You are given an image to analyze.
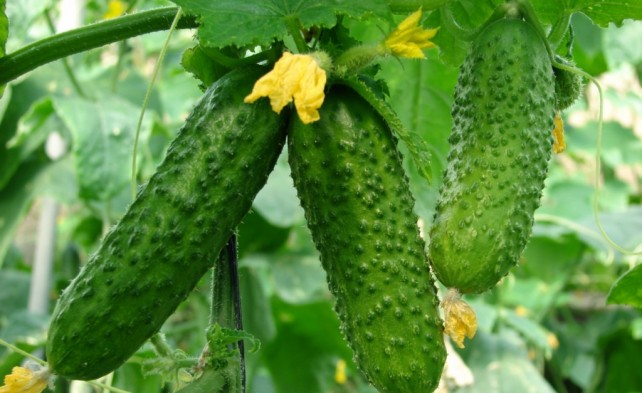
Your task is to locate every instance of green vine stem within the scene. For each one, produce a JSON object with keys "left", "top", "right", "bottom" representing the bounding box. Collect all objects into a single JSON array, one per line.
[
  {"left": 43, "top": 9, "right": 88, "bottom": 98},
  {"left": 211, "top": 233, "right": 245, "bottom": 392},
  {"left": 284, "top": 14, "right": 309, "bottom": 53},
  {"left": 547, "top": 11, "right": 572, "bottom": 50},
  {"left": 0, "top": 7, "right": 197, "bottom": 85}
]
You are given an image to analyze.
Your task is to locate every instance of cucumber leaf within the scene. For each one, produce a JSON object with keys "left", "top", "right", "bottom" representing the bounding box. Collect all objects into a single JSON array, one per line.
[
  {"left": 607, "top": 264, "right": 642, "bottom": 308},
  {"left": 170, "top": 0, "right": 390, "bottom": 49},
  {"left": 0, "top": 0, "right": 7, "bottom": 97},
  {"left": 53, "top": 95, "right": 151, "bottom": 202},
  {"left": 0, "top": 0, "right": 6, "bottom": 58},
  {"left": 458, "top": 331, "right": 556, "bottom": 393},
  {"left": 429, "top": 0, "right": 642, "bottom": 67},
  {"left": 532, "top": 0, "right": 642, "bottom": 28}
]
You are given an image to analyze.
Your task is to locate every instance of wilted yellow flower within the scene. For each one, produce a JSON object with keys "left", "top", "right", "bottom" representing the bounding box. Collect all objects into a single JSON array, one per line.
[
  {"left": 384, "top": 8, "right": 438, "bottom": 59},
  {"left": 552, "top": 111, "right": 566, "bottom": 154},
  {"left": 103, "top": 0, "right": 126, "bottom": 19},
  {"left": 442, "top": 288, "right": 477, "bottom": 348},
  {"left": 244, "top": 52, "right": 327, "bottom": 124},
  {"left": 0, "top": 366, "right": 48, "bottom": 393},
  {"left": 334, "top": 359, "right": 347, "bottom": 384}
]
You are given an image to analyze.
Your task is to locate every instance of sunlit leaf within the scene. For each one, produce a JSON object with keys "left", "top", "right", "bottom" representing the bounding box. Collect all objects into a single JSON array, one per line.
[
  {"left": 608, "top": 264, "right": 642, "bottom": 308},
  {"left": 0, "top": 0, "right": 6, "bottom": 97},
  {"left": 53, "top": 95, "right": 150, "bottom": 202},
  {"left": 458, "top": 331, "right": 556, "bottom": 393},
  {"left": 253, "top": 150, "right": 304, "bottom": 227},
  {"left": 532, "top": 0, "right": 642, "bottom": 28},
  {"left": 171, "top": 0, "right": 390, "bottom": 49}
]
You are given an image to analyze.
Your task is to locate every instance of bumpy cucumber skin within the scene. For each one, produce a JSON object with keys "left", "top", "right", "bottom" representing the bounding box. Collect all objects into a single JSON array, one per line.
[
  {"left": 429, "top": 18, "right": 556, "bottom": 294},
  {"left": 289, "top": 86, "right": 446, "bottom": 393},
  {"left": 46, "top": 67, "right": 288, "bottom": 380}
]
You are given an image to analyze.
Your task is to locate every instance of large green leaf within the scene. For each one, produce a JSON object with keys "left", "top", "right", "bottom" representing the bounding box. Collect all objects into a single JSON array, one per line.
[
  {"left": 458, "top": 331, "right": 556, "bottom": 393},
  {"left": 604, "top": 19, "right": 642, "bottom": 67},
  {"left": 262, "top": 298, "right": 353, "bottom": 393},
  {"left": 4, "top": 97, "right": 68, "bottom": 167},
  {"left": 599, "top": 330, "right": 642, "bottom": 392},
  {"left": 531, "top": 0, "right": 642, "bottom": 27},
  {"left": 568, "top": 121, "right": 642, "bottom": 167},
  {"left": 237, "top": 211, "right": 290, "bottom": 256},
  {"left": 0, "top": 0, "right": 6, "bottom": 97},
  {"left": 0, "top": 0, "right": 6, "bottom": 58},
  {"left": 253, "top": 149, "right": 304, "bottom": 227},
  {"left": 171, "top": 0, "right": 390, "bottom": 49},
  {"left": 607, "top": 263, "right": 642, "bottom": 308},
  {"left": 53, "top": 95, "right": 150, "bottom": 202},
  {"left": 430, "top": 0, "right": 642, "bottom": 67},
  {"left": 0, "top": 270, "right": 30, "bottom": 316},
  {"left": 240, "top": 266, "right": 276, "bottom": 344},
  {"left": 0, "top": 160, "right": 48, "bottom": 266}
]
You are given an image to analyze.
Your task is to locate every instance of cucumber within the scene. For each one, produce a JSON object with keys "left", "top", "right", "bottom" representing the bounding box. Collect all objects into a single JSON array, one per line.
[
  {"left": 428, "top": 17, "right": 556, "bottom": 294},
  {"left": 46, "top": 66, "right": 288, "bottom": 380},
  {"left": 553, "top": 56, "right": 583, "bottom": 110},
  {"left": 288, "top": 85, "right": 446, "bottom": 393}
]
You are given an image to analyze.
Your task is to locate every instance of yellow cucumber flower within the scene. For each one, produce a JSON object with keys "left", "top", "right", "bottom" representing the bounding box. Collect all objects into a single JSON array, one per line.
[
  {"left": 334, "top": 359, "right": 347, "bottom": 384},
  {"left": 442, "top": 288, "right": 477, "bottom": 348},
  {"left": 103, "top": 0, "right": 126, "bottom": 19},
  {"left": 384, "top": 8, "right": 438, "bottom": 59},
  {"left": 552, "top": 111, "right": 566, "bottom": 154},
  {"left": 244, "top": 52, "right": 327, "bottom": 124},
  {"left": 0, "top": 366, "right": 49, "bottom": 393}
]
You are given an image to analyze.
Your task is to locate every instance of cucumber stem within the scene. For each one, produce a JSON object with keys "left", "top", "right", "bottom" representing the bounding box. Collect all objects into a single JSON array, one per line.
[
  {"left": 211, "top": 233, "right": 246, "bottom": 392},
  {"left": 131, "top": 7, "right": 183, "bottom": 200},
  {"left": 284, "top": 15, "right": 309, "bottom": 53},
  {"left": 334, "top": 44, "right": 384, "bottom": 76},
  {"left": 550, "top": 61, "right": 642, "bottom": 256},
  {"left": 0, "top": 338, "right": 47, "bottom": 366},
  {"left": 0, "top": 7, "right": 197, "bottom": 85},
  {"left": 547, "top": 12, "right": 572, "bottom": 50},
  {"left": 150, "top": 334, "right": 174, "bottom": 359},
  {"left": 516, "top": 0, "right": 557, "bottom": 63},
  {"left": 43, "top": 8, "right": 88, "bottom": 99}
]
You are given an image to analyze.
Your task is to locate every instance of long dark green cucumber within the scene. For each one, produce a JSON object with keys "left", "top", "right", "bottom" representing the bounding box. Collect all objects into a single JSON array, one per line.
[
  {"left": 288, "top": 86, "right": 446, "bottom": 393},
  {"left": 46, "top": 66, "right": 288, "bottom": 380},
  {"left": 428, "top": 17, "right": 556, "bottom": 294}
]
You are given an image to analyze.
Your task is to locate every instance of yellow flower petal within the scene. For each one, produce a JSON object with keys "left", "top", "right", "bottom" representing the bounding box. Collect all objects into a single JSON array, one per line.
[
  {"left": 442, "top": 288, "right": 477, "bottom": 348},
  {"left": 0, "top": 366, "right": 48, "bottom": 393},
  {"left": 384, "top": 8, "right": 438, "bottom": 59},
  {"left": 552, "top": 111, "right": 566, "bottom": 154},
  {"left": 334, "top": 359, "right": 347, "bottom": 384},
  {"left": 244, "top": 52, "right": 327, "bottom": 124},
  {"left": 103, "top": 0, "right": 126, "bottom": 20}
]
